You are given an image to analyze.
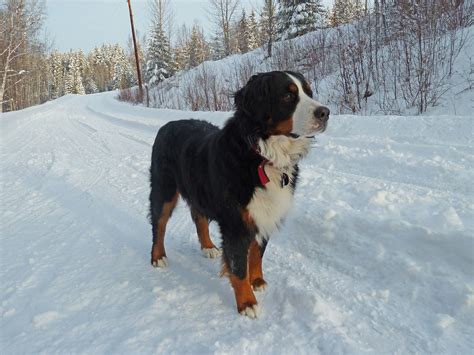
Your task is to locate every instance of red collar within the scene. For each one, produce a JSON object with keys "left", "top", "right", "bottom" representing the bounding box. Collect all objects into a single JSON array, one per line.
[
  {"left": 249, "top": 135, "right": 289, "bottom": 187},
  {"left": 250, "top": 138, "right": 270, "bottom": 186},
  {"left": 257, "top": 159, "right": 270, "bottom": 185}
]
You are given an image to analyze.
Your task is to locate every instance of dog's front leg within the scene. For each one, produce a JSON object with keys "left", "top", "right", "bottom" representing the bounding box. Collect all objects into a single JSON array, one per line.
[{"left": 221, "top": 228, "right": 259, "bottom": 318}]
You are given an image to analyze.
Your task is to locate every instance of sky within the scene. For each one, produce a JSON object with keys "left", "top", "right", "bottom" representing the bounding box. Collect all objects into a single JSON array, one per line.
[
  {"left": 46, "top": 0, "right": 257, "bottom": 52},
  {"left": 46, "top": 0, "right": 334, "bottom": 53}
]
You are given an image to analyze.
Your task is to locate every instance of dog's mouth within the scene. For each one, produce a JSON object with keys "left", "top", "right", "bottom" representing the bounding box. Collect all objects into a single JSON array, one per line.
[{"left": 308, "top": 120, "right": 327, "bottom": 134}]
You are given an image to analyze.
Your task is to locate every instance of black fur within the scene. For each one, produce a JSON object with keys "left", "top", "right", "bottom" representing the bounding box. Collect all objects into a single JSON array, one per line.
[{"left": 149, "top": 71, "right": 304, "bottom": 279}]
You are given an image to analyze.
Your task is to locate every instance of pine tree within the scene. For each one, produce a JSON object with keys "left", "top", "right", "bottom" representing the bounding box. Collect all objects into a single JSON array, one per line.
[
  {"left": 188, "top": 25, "right": 210, "bottom": 68},
  {"left": 49, "top": 51, "right": 64, "bottom": 99},
  {"left": 247, "top": 10, "right": 260, "bottom": 50},
  {"left": 277, "top": 0, "right": 325, "bottom": 40},
  {"left": 64, "top": 52, "right": 85, "bottom": 95},
  {"left": 110, "top": 44, "right": 134, "bottom": 89},
  {"left": 209, "top": 35, "right": 225, "bottom": 61},
  {"left": 260, "top": 0, "right": 278, "bottom": 56},
  {"left": 173, "top": 25, "right": 190, "bottom": 71},
  {"left": 84, "top": 78, "right": 98, "bottom": 94},
  {"left": 237, "top": 10, "right": 250, "bottom": 53},
  {"left": 146, "top": 24, "right": 175, "bottom": 86},
  {"left": 330, "top": 0, "right": 364, "bottom": 27}
]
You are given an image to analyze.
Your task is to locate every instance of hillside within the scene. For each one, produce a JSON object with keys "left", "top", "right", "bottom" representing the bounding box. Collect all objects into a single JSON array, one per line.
[
  {"left": 146, "top": 25, "right": 473, "bottom": 116},
  {"left": 1, "top": 91, "right": 473, "bottom": 353}
]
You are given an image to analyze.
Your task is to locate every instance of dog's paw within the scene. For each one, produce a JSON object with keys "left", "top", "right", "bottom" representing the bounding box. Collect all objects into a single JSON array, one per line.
[
  {"left": 151, "top": 257, "right": 168, "bottom": 268},
  {"left": 239, "top": 303, "right": 260, "bottom": 319},
  {"left": 252, "top": 278, "right": 267, "bottom": 292},
  {"left": 202, "top": 247, "right": 221, "bottom": 259}
]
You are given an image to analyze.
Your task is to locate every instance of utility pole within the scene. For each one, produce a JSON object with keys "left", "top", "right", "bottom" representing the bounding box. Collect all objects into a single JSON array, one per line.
[{"left": 127, "top": 0, "right": 144, "bottom": 100}]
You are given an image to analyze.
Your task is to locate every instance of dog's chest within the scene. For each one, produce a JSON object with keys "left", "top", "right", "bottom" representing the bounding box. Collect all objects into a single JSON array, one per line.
[{"left": 247, "top": 165, "right": 295, "bottom": 245}]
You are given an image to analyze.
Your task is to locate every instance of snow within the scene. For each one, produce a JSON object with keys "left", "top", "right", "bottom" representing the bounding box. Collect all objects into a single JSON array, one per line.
[{"left": 1, "top": 91, "right": 473, "bottom": 353}]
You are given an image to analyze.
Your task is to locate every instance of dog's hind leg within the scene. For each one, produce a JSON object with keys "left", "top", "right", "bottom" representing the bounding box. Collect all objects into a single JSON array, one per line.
[
  {"left": 190, "top": 208, "right": 220, "bottom": 258},
  {"left": 149, "top": 178, "right": 179, "bottom": 267}
]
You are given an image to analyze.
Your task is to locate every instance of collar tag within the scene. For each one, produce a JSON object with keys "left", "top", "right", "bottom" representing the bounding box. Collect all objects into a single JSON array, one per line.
[
  {"left": 280, "top": 173, "right": 289, "bottom": 187},
  {"left": 258, "top": 159, "right": 270, "bottom": 185}
]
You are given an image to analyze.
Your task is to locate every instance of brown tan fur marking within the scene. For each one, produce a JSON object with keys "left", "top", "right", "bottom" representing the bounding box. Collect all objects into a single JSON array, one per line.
[
  {"left": 191, "top": 209, "right": 217, "bottom": 250},
  {"left": 289, "top": 83, "right": 298, "bottom": 93},
  {"left": 151, "top": 192, "right": 179, "bottom": 263},
  {"left": 248, "top": 240, "right": 266, "bottom": 289},
  {"left": 270, "top": 117, "right": 294, "bottom": 135},
  {"left": 229, "top": 274, "right": 258, "bottom": 313}
]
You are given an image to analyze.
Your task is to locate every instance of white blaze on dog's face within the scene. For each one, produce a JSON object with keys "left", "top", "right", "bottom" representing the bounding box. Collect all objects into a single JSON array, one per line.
[{"left": 285, "top": 72, "right": 330, "bottom": 136}]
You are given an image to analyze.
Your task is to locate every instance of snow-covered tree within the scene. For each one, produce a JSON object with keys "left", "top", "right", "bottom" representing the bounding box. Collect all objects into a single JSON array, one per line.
[
  {"left": 109, "top": 44, "right": 134, "bottom": 90},
  {"left": 49, "top": 51, "right": 65, "bottom": 99},
  {"left": 145, "top": 23, "right": 175, "bottom": 86},
  {"left": 64, "top": 52, "right": 85, "bottom": 95},
  {"left": 237, "top": 10, "right": 250, "bottom": 53},
  {"left": 260, "top": 0, "right": 279, "bottom": 57},
  {"left": 188, "top": 25, "right": 210, "bottom": 68},
  {"left": 247, "top": 10, "right": 260, "bottom": 50},
  {"left": 330, "top": 0, "right": 364, "bottom": 27},
  {"left": 277, "top": 0, "right": 325, "bottom": 40},
  {"left": 209, "top": 35, "right": 225, "bottom": 60}
]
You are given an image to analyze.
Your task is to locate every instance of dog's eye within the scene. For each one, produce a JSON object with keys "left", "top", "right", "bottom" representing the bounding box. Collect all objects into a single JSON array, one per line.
[{"left": 283, "top": 93, "right": 295, "bottom": 102}]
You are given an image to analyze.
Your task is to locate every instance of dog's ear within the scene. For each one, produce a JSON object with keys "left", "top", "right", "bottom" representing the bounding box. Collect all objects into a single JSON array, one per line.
[
  {"left": 233, "top": 73, "right": 272, "bottom": 117},
  {"left": 233, "top": 87, "right": 246, "bottom": 111}
]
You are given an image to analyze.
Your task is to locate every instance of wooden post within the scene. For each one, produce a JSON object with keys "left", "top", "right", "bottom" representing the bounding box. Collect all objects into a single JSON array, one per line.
[{"left": 127, "top": 0, "right": 144, "bottom": 101}]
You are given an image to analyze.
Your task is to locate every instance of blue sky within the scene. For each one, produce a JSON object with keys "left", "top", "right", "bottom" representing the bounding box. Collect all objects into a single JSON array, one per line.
[
  {"left": 46, "top": 0, "right": 253, "bottom": 52},
  {"left": 46, "top": 0, "right": 333, "bottom": 53}
]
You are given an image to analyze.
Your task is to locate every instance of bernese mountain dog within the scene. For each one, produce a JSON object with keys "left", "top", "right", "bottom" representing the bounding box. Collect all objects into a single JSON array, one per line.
[{"left": 149, "top": 71, "right": 330, "bottom": 318}]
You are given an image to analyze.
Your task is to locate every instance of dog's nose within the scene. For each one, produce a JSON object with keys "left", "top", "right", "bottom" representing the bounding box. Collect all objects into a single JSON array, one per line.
[{"left": 314, "top": 106, "right": 330, "bottom": 122}]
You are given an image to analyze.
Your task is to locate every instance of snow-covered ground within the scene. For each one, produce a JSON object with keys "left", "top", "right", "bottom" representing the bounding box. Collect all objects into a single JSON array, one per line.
[{"left": 1, "top": 92, "right": 473, "bottom": 354}]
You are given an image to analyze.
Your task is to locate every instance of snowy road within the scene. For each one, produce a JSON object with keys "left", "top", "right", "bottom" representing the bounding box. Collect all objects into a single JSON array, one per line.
[{"left": 1, "top": 92, "right": 473, "bottom": 354}]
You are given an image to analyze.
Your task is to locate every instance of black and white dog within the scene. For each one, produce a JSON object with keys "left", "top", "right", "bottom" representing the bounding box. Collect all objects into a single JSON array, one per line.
[{"left": 149, "top": 71, "right": 330, "bottom": 318}]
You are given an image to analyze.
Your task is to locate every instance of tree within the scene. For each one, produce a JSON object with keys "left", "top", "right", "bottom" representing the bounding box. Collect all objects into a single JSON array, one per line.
[
  {"left": 149, "top": 0, "right": 174, "bottom": 41},
  {"left": 237, "top": 10, "right": 250, "bottom": 53},
  {"left": 0, "top": 0, "right": 47, "bottom": 112},
  {"left": 247, "top": 10, "right": 260, "bottom": 50},
  {"left": 109, "top": 44, "right": 134, "bottom": 90},
  {"left": 145, "top": 0, "right": 175, "bottom": 86},
  {"left": 146, "top": 25, "right": 175, "bottom": 86},
  {"left": 207, "top": 0, "right": 240, "bottom": 57},
  {"left": 64, "top": 51, "right": 85, "bottom": 95},
  {"left": 49, "top": 50, "right": 64, "bottom": 99},
  {"left": 259, "top": 0, "right": 278, "bottom": 57},
  {"left": 188, "top": 24, "right": 210, "bottom": 68},
  {"left": 330, "top": 0, "right": 364, "bottom": 27},
  {"left": 277, "top": 0, "right": 326, "bottom": 40}
]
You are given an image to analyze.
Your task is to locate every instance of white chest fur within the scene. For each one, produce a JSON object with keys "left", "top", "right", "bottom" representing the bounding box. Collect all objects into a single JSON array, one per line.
[
  {"left": 248, "top": 164, "right": 295, "bottom": 245},
  {"left": 247, "top": 135, "right": 311, "bottom": 245}
]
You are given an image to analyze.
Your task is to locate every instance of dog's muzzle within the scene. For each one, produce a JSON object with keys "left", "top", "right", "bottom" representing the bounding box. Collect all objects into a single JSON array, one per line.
[{"left": 311, "top": 106, "right": 330, "bottom": 133}]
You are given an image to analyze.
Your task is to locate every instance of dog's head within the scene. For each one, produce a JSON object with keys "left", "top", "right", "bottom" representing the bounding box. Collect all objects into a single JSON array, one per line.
[{"left": 234, "top": 71, "right": 330, "bottom": 137}]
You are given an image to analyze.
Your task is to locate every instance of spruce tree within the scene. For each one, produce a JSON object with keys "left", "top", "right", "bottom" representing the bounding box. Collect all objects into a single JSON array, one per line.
[
  {"left": 247, "top": 10, "right": 260, "bottom": 50},
  {"left": 260, "top": 0, "right": 278, "bottom": 56},
  {"left": 237, "top": 10, "right": 250, "bottom": 53},
  {"left": 330, "top": 0, "right": 364, "bottom": 27},
  {"left": 49, "top": 51, "right": 64, "bottom": 99},
  {"left": 146, "top": 24, "right": 175, "bottom": 86},
  {"left": 188, "top": 25, "right": 210, "bottom": 68},
  {"left": 277, "top": 0, "right": 325, "bottom": 40},
  {"left": 64, "top": 52, "right": 85, "bottom": 95}
]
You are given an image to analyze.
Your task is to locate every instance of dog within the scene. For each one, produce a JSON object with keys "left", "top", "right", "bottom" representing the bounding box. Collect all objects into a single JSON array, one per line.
[{"left": 149, "top": 71, "right": 330, "bottom": 318}]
